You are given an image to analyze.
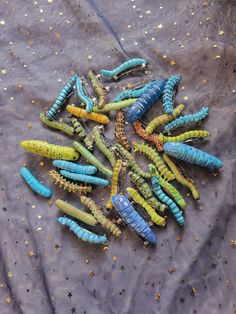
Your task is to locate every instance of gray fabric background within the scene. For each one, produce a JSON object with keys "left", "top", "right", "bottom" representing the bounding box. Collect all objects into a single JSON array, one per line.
[{"left": 0, "top": 0, "right": 235, "bottom": 313}]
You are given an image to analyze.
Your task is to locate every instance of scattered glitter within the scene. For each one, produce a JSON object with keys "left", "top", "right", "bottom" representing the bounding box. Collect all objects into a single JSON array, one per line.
[
  {"left": 139, "top": 15, "right": 143, "bottom": 18},
  {"left": 39, "top": 9, "right": 44, "bottom": 13},
  {"left": 59, "top": 12, "right": 63, "bottom": 16},
  {"left": 184, "top": 96, "right": 189, "bottom": 100},
  {"left": 85, "top": 259, "right": 90, "bottom": 264},
  {"left": 218, "top": 30, "right": 225, "bottom": 36},
  {"left": 27, "top": 122, "right": 32, "bottom": 129},
  {"left": 151, "top": 37, "right": 155, "bottom": 41},
  {"left": 39, "top": 161, "right": 45, "bottom": 167},
  {"left": 174, "top": 22, "right": 177, "bottom": 25},
  {"left": 172, "top": 38, "right": 176, "bottom": 41},
  {"left": 215, "top": 55, "right": 221, "bottom": 59},
  {"left": 88, "top": 271, "right": 95, "bottom": 277},
  {"left": 187, "top": 32, "right": 190, "bottom": 36},
  {"left": 162, "top": 54, "right": 167, "bottom": 59},
  {"left": 128, "top": 24, "right": 131, "bottom": 29},
  {"left": 191, "top": 12, "right": 195, "bottom": 16},
  {"left": 176, "top": 235, "right": 182, "bottom": 242},
  {"left": 0, "top": 283, "right": 3, "bottom": 288},
  {"left": 58, "top": 78, "right": 61, "bottom": 82},
  {"left": 103, "top": 246, "right": 109, "bottom": 251},
  {"left": 121, "top": 37, "right": 124, "bottom": 41},
  {"left": 160, "top": 5, "right": 163, "bottom": 9},
  {"left": 213, "top": 44, "right": 218, "bottom": 48},
  {"left": 146, "top": 10, "right": 151, "bottom": 14},
  {"left": 36, "top": 227, "right": 42, "bottom": 232},
  {"left": 0, "top": 20, "right": 6, "bottom": 25},
  {"left": 87, "top": 54, "right": 93, "bottom": 61},
  {"left": 7, "top": 272, "right": 13, "bottom": 278},
  {"left": 191, "top": 287, "right": 197, "bottom": 295},
  {"left": 1, "top": 69, "right": 7, "bottom": 74},
  {"left": 48, "top": 0, "right": 53, "bottom": 3},
  {"left": 232, "top": 89, "right": 235, "bottom": 93},
  {"left": 37, "top": 215, "right": 42, "bottom": 219},
  {"left": 201, "top": 79, "right": 208, "bottom": 85},
  {"left": 168, "top": 267, "right": 176, "bottom": 273},
  {"left": 180, "top": 45, "right": 184, "bottom": 48},
  {"left": 24, "top": 240, "right": 29, "bottom": 246},
  {"left": 112, "top": 256, "right": 117, "bottom": 261},
  {"left": 134, "top": 41, "right": 138, "bottom": 45},
  {"left": 32, "top": 205, "right": 36, "bottom": 209},
  {"left": 170, "top": 59, "right": 176, "bottom": 66},
  {"left": 155, "top": 293, "right": 161, "bottom": 301},
  {"left": 157, "top": 24, "right": 163, "bottom": 29},
  {"left": 17, "top": 83, "right": 24, "bottom": 89}
]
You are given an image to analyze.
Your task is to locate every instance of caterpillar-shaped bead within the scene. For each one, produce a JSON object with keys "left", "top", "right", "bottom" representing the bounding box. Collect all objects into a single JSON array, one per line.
[
  {"left": 163, "top": 142, "right": 223, "bottom": 169},
  {"left": 92, "top": 98, "right": 136, "bottom": 113},
  {"left": 70, "top": 116, "right": 94, "bottom": 151},
  {"left": 57, "top": 217, "right": 108, "bottom": 244},
  {"left": 100, "top": 58, "right": 148, "bottom": 80},
  {"left": 115, "top": 143, "right": 151, "bottom": 179},
  {"left": 20, "top": 167, "right": 52, "bottom": 198},
  {"left": 92, "top": 126, "right": 116, "bottom": 167},
  {"left": 40, "top": 112, "right": 74, "bottom": 136},
  {"left": 114, "top": 80, "right": 161, "bottom": 102},
  {"left": 115, "top": 110, "right": 131, "bottom": 151},
  {"left": 75, "top": 76, "right": 94, "bottom": 113},
  {"left": 106, "top": 160, "right": 123, "bottom": 210},
  {"left": 67, "top": 105, "right": 110, "bottom": 124},
  {"left": 73, "top": 141, "right": 113, "bottom": 177},
  {"left": 148, "top": 164, "right": 186, "bottom": 209},
  {"left": 47, "top": 75, "right": 76, "bottom": 119},
  {"left": 55, "top": 199, "right": 97, "bottom": 226},
  {"left": 128, "top": 171, "right": 166, "bottom": 212},
  {"left": 163, "top": 75, "right": 181, "bottom": 115},
  {"left": 49, "top": 169, "right": 92, "bottom": 194},
  {"left": 88, "top": 70, "right": 107, "bottom": 109},
  {"left": 145, "top": 104, "right": 185, "bottom": 135},
  {"left": 20, "top": 140, "right": 79, "bottom": 161},
  {"left": 126, "top": 80, "right": 167, "bottom": 123},
  {"left": 151, "top": 176, "right": 184, "bottom": 226},
  {"left": 158, "top": 130, "right": 209, "bottom": 144},
  {"left": 126, "top": 188, "right": 166, "bottom": 227},
  {"left": 60, "top": 170, "right": 109, "bottom": 187},
  {"left": 112, "top": 194, "right": 157, "bottom": 245},
  {"left": 80, "top": 196, "right": 121, "bottom": 237},
  {"left": 52, "top": 160, "right": 97, "bottom": 175},
  {"left": 163, "top": 154, "right": 200, "bottom": 200},
  {"left": 132, "top": 121, "right": 163, "bottom": 151},
  {"left": 132, "top": 142, "right": 175, "bottom": 181},
  {"left": 164, "top": 107, "right": 209, "bottom": 133}
]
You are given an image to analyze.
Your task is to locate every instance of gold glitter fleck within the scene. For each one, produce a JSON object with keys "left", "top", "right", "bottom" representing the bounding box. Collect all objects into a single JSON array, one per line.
[
  {"left": 85, "top": 259, "right": 90, "bottom": 264},
  {"left": 112, "top": 256, "right": 117, "bottom": 261},
  {"left": 1, "top": 69, "right": 6, "bottom": 74},
  {"left": 32, "top": 205, "right": 36, "bottom": 209},
  {"left": 155, "top": 293, "right": 161, "bottom": 301},
  {"left": 230, "top": 240, "right": 236, "bottom": 247},
  {"left": 24, "top": 240, "right": 29, "bottom": 246},
  {"left": 168, "top": 267, "right": 176, "bottom": 273},
  {"left": 39, "top": 161, "right": 45, "bottom": 167},
  {"left": 36, "top": 227, "right": 42, "bottom": 232},
  {"left": 28, "top": 250, "right": 35, "bottom": 257},
  {"left": 157, "top": 24, "right": 163, "bottom": 29},
  {"left": 0, "top": 20, "right": 6, "bottom": 25},
  {"left": 183, "top": 96, "right": 189, "bottom": 101},
  {"left": 191, "top": 12, "right": 195, "bottom": 16},
  {"left": 5, "top": 296, "right": 11, "bottom": 304},
  {"left": 103, "top": 246, "right": 109, "bottom": 251},
  {"left": 170, "top": 59, "right": 176, "bottom": 66},
  {"left": 48, "top": 200, "right": 53, "bottom": 206},
  {"left": 7, "top": 272, "right": 13, "bottom": 278},
  {"left": 48, "top": 0, "right": 53, "bottom": 3},
  {"left": 87, "top": 54, "right": 93, "bottom": 60},
  {"left": 88, "top": 271, "right": 95, "bottom": 277},
  {"left": 176, "top": 235, "right": 182, "bottom": 242},
  {"left": 215, "top": 55, "right": 221, "bottom": 59},
  {"left": 218, "top": 30, "right": 225, "bottom": 36},
  {"left": 17, "top": 83, "right": 24, "bottom": 89},
  {"left": 201, "top": 79, "right": 208, "bottom": 85},
  {"left": 27, "top": 122, "right": 32, "bottom": 129},
  {"left": 37, "top": 215, "right": 42, "bottom": 219},
  {"left": 162, "top": 54, "right": 167, "bottom": 59},
  {"left": 191, "top": 287, "right": 197, "bottom": 295}
]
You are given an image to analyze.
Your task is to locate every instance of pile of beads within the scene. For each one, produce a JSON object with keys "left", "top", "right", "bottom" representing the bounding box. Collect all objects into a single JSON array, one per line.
[{"left": 20, "top": 58, "right": 223, "bottom": 246}]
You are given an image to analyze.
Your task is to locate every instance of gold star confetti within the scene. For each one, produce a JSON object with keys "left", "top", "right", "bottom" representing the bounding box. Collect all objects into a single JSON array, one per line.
[
  {"left": 184, "top": 96, "right": 189, "bottom": 101},
  {"left": 0, "top": 20, "right": 6, "bottom": 25},
  {"left": 170, "top": 59, "right": 176, "bottom": 66},
  {"left": 5, "top": 296, "right": 11, "bottom": 304},
  {"left": 155, "top": 293, "right": 161, "bottom": 301},
  {"left": 17, "top": 83, "right": 24, "bottom": 89},
  {"left": 127, "top": 82, "right": 133, "bottom": 89},
  {"left": 28, "top": 250, "right": 35, "bottom": 257},
  {"left": 1, "top": 68, "right": 6, "bottom": 74},
  {"left": 39, "top": 161, "right": 45, "bottom": 167},
  {"left": 157, "top": 24, "right": 163, "bottom": 29},
  {"left": 201, "top": 79, "right": 208, "bottom": 85},
  {"left": 230, "top": 240, "right": 236, "bottom": 247},
  {"left": 7, "top": 272, "right": 13, "bottom": 278},
  {"left": 218, "top": 30, "right": 225, "bottom": 36}
]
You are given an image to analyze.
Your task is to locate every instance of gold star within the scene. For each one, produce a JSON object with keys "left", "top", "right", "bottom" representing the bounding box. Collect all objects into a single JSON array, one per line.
[
  {"left": 230, "top": 240, "right": 236, "bottom": 247},
  {"left": 170, "top": 59, "right": 176, "bottom": 66},
  {"left": 1, "top": 69, "right": 6, "bottom": 74},
  {"left": 201, "top": 79, "right": 208, "bottom": 85},
  {"left": 28, "top": 250, "right": 35, "bottom": 257},
  {"left": 39, "top": 161, "right": 45, "bottom": 167},
  {"left": 5, "top": 296, "right": 11, "bottom": 304},
  {"left": 157, "top": 24, "right": 163, "bottom": 29},
  {"left": 184, "top": 96, "right": 189, "bottom": 101},
  {"left": 218, "top": 30, "right": 225, "bottom": 36},
  {"left": 17, "top": 83, "right": 24, "bottom": 89},
  {"left": 126, "top": 82, "right": 133, "bottom": 89},
  {"left": 7, "top": 272, "right": 13, "bottom": 278},
  {"left": 155, "top": 293, "right": 161, "bottom": 301}
]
